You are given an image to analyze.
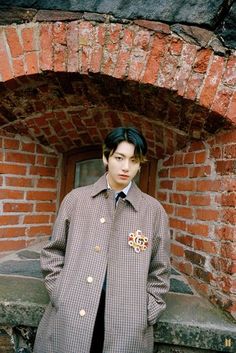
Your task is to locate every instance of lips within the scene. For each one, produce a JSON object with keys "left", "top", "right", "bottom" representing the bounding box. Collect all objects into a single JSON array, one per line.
[{"left": 119, "top": 174, "right": 129, "bottom": 179}]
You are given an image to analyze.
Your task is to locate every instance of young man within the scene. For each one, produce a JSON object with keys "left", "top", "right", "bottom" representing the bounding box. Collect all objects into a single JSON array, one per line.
[{"left": 33, "top": 127, "right": 170, "bottom": 353}]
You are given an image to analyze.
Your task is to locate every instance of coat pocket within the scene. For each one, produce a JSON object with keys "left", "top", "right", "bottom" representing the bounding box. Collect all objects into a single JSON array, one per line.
[{"left": 50, "top": 273, "right": 63, "bottom": 308}]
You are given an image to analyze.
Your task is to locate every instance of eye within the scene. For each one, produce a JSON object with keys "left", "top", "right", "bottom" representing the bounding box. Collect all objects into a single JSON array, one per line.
[
  {"left": 131, "top": 158, "right": 139, "bottom": 163},
  {"left": 115, "top": 156, "right": 123, "bottom": 161}
]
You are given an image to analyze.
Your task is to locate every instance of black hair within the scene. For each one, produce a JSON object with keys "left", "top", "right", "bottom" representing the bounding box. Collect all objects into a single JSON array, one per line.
[{"left": 103, "top": 127, "right": 147, "bottom": 163}]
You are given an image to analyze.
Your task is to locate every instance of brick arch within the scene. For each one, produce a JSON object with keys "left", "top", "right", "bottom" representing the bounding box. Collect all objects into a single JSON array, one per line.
[
  {"left": 0, "top": 20, "right": 235, "bottom": 127},
  {"left": 0, "top": 19, "right": 236, "bottom": 320}
]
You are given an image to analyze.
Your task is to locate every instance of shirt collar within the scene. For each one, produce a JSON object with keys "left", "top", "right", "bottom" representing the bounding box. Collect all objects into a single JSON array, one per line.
[{"left": 106, "top": 174, "right": 132, "bottom": 197}]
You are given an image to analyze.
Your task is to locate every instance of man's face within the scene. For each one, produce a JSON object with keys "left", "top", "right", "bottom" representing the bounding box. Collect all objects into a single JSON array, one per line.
[{"left": 104, "top": 141, "right": 140, "bottom": 191}]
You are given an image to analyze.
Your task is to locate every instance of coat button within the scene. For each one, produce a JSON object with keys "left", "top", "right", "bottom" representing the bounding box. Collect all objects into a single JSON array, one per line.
[
  {"left": 79, "top": 309, "right": 86, "bottom": 317},
  {"left": 87, "top": 276, "right": 93, "bottom": 283},
  {"left": 95, "top": 245, "right": 101, "bottom": 252},
  {"left": 100, "top": 217, "right": 106, "bottom": 223}
]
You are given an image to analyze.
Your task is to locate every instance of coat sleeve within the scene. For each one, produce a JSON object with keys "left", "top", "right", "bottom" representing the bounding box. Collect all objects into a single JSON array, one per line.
[
  {"left": 40, "top": 192, "right": 73, "bottom": 300},
  {"left": 147, "top": 206, "right": 171, "bottom": 326}
]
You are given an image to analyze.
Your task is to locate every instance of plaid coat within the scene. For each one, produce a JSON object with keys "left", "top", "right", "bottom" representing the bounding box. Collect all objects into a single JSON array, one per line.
[{"left": 33, "top": 174, "right": 170, "bottom": 353}]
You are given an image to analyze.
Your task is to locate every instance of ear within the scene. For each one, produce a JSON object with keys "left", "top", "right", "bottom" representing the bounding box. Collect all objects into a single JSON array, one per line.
[{"left": 102, "top": 154, "right": 108, "bottom": 167}]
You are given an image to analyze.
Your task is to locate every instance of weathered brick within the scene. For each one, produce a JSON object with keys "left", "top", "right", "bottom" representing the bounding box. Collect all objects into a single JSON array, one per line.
[
  {"left": 0, "top": 189, "right": 24, "bottom": 200},
  {"left": 184, "top": 71, "right": 204, "bottom": 100},
  {"left": 128, "top": 29, "right": 151, "bottom": 81},
  {"left": 221, "top": 242, "right": 236, "bottom": 260},
  {"left": 5, "top": 26, "right": 23, "bottom": 58},
  {"left": 199, "top": 56, "right": 225, "bottom": 108},
  {"left": 169, "top": 37, "right": 183, "bottom": 55},
  {"left": 26, "top": 225, "right": 52, "bottom": 237},
  {"left": 159, "top": 180, "right": 173, "bottom": 189},
  {"left": 0, "top": 239, "right": 26, "bottom": 251},
  {"left": 171, "top": 243, "right": 184, "bottom": 256},
  {"left": 5, "top": 177, "right": 33, "bottom": 187},
  {"left": 183, "top": 152, "right": 194, "bottom": 164},
  {"left": 5, "top": 152, "right": 35, "bottom": 164},
  {"left": 0, "top": 31, "right": 13, "bottom": 81},
  {"left": 196, "top": 180, "right": 221, "bottom": 192},
  {"left": 170, "top": 167, "right": 188, "bottom": 178},
  {"left": 196, "top": 209, "right": 219, "bottom": 221},
  {"left": 176, "top": 206, "right": 193, "bottom": 219},
  {"left": 35, "top": 202, "right": 57, "bottom": 212},
  {"left": 177, "top": 261, "right": 193, "bottom": 276},
  {"left": 26, "top": 190, "right": 56, "bottom": 201},
  {"left": 37, "top": 178, "right": 57, "bottom": 188},
  {"left": 21, "top": 142, "right": 36, "bottom": 152},
  {"left": 3, "top": 202, "right": 33, "bottom": 213},
  {"left": 195, "top": 151, "right": 207, "bottom": 164},
  {"left": 23, "top": 214, "right": 50, "bottom": 224},
  {"left": 176, "top": 233, "right": 193, "bottom": 246},
  {"left": 3, "top": 139, "right": 20, "bottom": 149},
  {"left": 0, "top": 227, "right": 26, "bottom": 238},
  {"left": 142, "top": 34, "right": 167, "bottom": 84},
  {"left": 221, "top": 193, "right": 236, "bottom": 207},
  {"left": 0, "top": 215, "right": 19, "bottom": 225},
  {"left": 176, "top": 180, "right": 196, "bottom": 191},
  {"left": 194, "top": 238, "right": 217, "bottom": 254},
  {"left": 193, "top": 266, "right": 213, "bottom": 283},
  {"left": 216, "top": 160, "right": 236, "bottom": 175},
  {"left": 216, "top": 226, "right": 236, "bottom": 241},
  {"left": 29, "top": 166, "right": 56, "bottom": 177},
  {"left": 189, "top": 165, "right": 211, "bottom": 178},
  {"left": 193, "top": 48, "right": 212, "bottom": 74},
  {"left": 25, "top": 51, "right": 39, "bottom": 75},
  {"left": 189, "top": 194, "right": 211, "bottom": 206},
  {"left": 224, "top": 144, "right": 236, "bottom": 159},
  {"left": 157, "top": 48, "right": 180, "bottom": 89},
  {"left": 188, "top": 223, "right": 209, "bottom": 237},
  {"left": 221, "top": 208, "right": 236, "bottom": 225},
  {"left": 173, "top": 43, "right": 197, "bottom": 96},
  {"left": 223, "top": 56, "right": 236, "bottom": 87},
  {"left": 185, "top": 249, "right": 206, "bottom": 266},
  {"left": 170, "top": 193, "right": 187, "bottom": 205},
  {"left": 90, "top": 24, "right": 106, "bottom": 73},
  {"left": 211, "top": 86, "right": 233, "bottom": 117},
  {"left": 67, "top": 21, "right": 79, "bottom": 72},
  {"left": 39, "top": 23, "right": 53, "bottom": 70},
  {"left": 21, "top": 26, "right": 37, "bottom": 52},
  {"left": 169, "top": 218, "right": 186, "bottom": 231},
  {"left": 210, "top": 146, "right": 222, "bottom": 159},
  {"left": 12, "top": 57, "right": 25, "bottom": 77},
  {"left": 163, "top": 203, "right": 174, "bottom": 215},
  {"left": 79, "top": 21, "right": 94, "bottom": 74}
]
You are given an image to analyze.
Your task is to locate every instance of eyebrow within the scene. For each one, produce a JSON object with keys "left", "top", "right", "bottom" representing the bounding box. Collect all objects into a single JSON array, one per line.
[
  {"left": 114, "top": 152, "right": 136, "bottom": 158},
  {"left": 114, "top": 152, "right": 125, "bottom": 157}
]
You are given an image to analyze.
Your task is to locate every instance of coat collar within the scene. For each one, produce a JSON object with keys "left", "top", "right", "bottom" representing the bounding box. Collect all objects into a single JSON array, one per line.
[{"left": 91, "top": 174, "right": 142, "bottom": 212}]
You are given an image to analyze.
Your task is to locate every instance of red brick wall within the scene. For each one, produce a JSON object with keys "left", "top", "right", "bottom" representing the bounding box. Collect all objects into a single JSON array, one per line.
[
  {"left": 158, "top": 129, "right": 236, "bottom": 318},
  {"left": 0, "top": 131, "right": 60, "bottom": 254}
]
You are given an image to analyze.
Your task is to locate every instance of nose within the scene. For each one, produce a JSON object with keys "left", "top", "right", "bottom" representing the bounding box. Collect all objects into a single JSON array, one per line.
[{"left": 122, "top": 159, "right": 129, "bottom": 171}]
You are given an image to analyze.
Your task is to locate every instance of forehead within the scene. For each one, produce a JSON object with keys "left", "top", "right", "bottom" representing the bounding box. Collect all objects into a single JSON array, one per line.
[{"left": 113, "top": 141, "right": 135, "bottom": 156}]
